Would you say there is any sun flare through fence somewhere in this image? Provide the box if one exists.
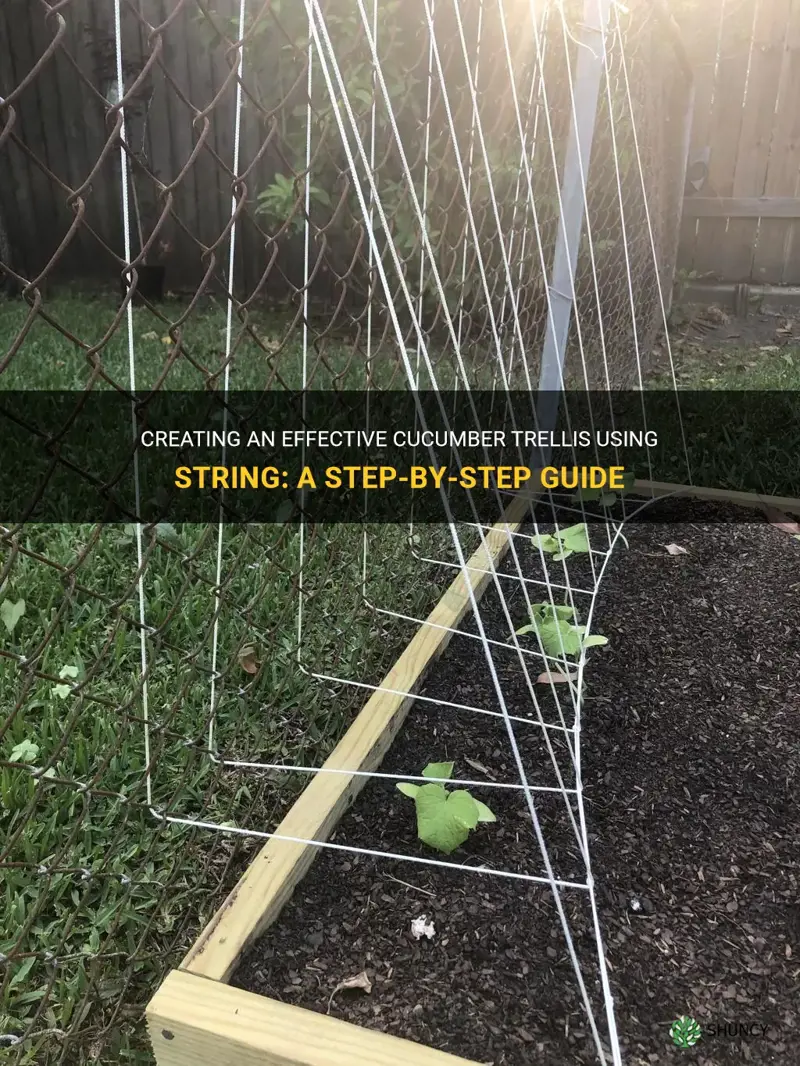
[0,1,690,1064]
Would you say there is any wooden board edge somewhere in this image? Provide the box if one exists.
[147,969,480,1066]
[681,196,800,219]
[178,492,534,982]
[634,479,800,515]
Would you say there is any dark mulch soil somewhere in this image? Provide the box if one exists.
[232,500,800,1066]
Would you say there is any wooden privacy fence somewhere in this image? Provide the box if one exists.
[677,0,800,285]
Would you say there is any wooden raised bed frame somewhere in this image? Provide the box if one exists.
[146,482,800,1066]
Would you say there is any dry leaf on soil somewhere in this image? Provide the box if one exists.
[663,543,688,556]
[328,971,372,1013]
[536,670,578,684]
[464,756,494,779]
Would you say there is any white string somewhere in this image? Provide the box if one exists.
[159,812,591,889]
[112,0,151,807]
[295,3,314,664]
[208,760,578,793]
[207,0,248,756]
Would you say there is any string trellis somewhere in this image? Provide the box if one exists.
[0,0,691,1062]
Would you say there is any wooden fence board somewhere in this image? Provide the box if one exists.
[773,0,800,282]
[156,2,209,290]
[724,0,792,281]
[691,0,757,277]
[0,2,40,283]
[674,0,800,286]
[70,0,120,275]
[675,0,725,273]
[9,2,63,280]
[752,0,800,282]
[682,196,800,218]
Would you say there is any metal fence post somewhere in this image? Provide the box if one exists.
[535,0,614,456]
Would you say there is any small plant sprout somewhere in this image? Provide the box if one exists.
[0,597,25,635]
[52,665,79,699]
[516,603,608,659]
[396,762,496,855]
[574,470,636,509]
[9,739,39,764]
[531,522,589,561]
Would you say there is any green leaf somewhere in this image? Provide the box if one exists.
[53,665,79,700]
[531,533,560,553]
[553,605,576,619]
[155,522,180,546]
[474,800,496,823]
[396,782,420,799]
[310,185,332,207]
[10,739,39,764]
[555,523,589,554]
[538,619,583,657]
[9,955,37,989]
[573,473,635,505]
[414,784,480,854]
[517,601,608,658]
[422,761,454,781]
[1,598,25,634]
[447,791,480,829]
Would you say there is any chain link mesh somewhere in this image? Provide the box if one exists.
[0,1,688,1062]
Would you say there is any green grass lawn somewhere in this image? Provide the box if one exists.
[0,290,524,392]
[0,291,370,391]
[0,290,464,1064]
[652,339,800,390]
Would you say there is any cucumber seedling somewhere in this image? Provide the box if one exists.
[516,602,608,658]
[396,761,496,855]
[531,522,589,561]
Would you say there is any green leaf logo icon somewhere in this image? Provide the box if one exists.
[670,1016,702,1047]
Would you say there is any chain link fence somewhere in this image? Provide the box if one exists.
[1,1,689,1062]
